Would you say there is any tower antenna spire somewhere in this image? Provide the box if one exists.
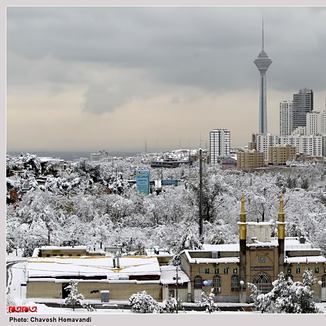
[262,17,264,51]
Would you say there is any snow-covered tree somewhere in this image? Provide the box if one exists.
[249,271,320,313]
[200,289,217,313]
[171,225,203,254]
[129,291,161,313]
[64,281,84,311]
[163,297,178,313]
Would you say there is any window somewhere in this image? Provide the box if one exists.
[287,268,292,274]
[231,275,240,292]
[205,268,210,274]
[215,268,219,274]
[168,289,175,298]
[252,273,272,294]
[296,267,301,274]
[224,267,229,275]
[194,275,203,289]
[213,275,221,294]
[322,275,326,287]
[286,273,293,280]
[233,268,238,274]
[315,267,319,274]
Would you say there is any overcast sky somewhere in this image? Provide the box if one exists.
[7,7,326,152]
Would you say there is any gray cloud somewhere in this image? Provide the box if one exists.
[7,7,326,116]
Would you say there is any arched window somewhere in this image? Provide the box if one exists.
[213,275,221,294]
[231,275,240,292]
[322,274,326,288]
[252,273,272,294]
[194,275,203,289]
[286,273,293,281]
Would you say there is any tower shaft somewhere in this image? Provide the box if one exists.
[259,72,267,134]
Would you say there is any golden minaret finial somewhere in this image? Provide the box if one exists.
[279,193,284,215]
[240,194,246,215]
[239,194,247,240]
[278,193,285,240]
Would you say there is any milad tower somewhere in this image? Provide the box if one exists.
[254,20,272,134]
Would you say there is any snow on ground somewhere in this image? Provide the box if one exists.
[316,303,326,313]
[27,304,257,314]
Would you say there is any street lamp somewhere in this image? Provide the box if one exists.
[240,280,245,303]
[318,280,322,302]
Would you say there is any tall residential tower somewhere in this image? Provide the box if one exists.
[209,128,230,164]
[254,20,272,134]
[279,100,293,135]
[292,88,313,130]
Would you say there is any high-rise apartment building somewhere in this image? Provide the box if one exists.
[292,89,313,130]
[255,133,279,160]
[255,133,324,158]
[279,101,293,135]
[320,107,326,135]
[306,111,321,135]
[209,129,231,165]
[279,135,323,157]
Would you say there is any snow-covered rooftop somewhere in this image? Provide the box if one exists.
[27,256,160,279]
[160,265,190,285]
[184,251,239,264]
[203,238,322,252]
[145,248,172,257]
[202,244,239,252]
[284,237,321,251]
[191,257,240,264]
[39,246,88,250]
[247,239,278,247]
[285,256,326,264]
[39,157,64,163]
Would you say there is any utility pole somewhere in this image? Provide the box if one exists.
[173,255,181,313]
[47,229,51,245]
[175,264,179,314]
[199,148,203,242]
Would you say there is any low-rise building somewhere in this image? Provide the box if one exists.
[268,145,296,165]
[26,254,162,301]
[237,150,265,170]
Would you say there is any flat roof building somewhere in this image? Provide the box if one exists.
[237,150,265,170]
[268,145,296,165]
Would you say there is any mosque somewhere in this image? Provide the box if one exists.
[179,195,326,303]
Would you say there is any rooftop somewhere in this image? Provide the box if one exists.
[27,256,160,279]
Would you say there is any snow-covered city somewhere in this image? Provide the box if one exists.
[4,5,326,321]
[6,150,326,314]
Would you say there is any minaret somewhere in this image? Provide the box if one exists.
[238,194,247,302]
[277,194,285,273]
[254,18,272,134]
